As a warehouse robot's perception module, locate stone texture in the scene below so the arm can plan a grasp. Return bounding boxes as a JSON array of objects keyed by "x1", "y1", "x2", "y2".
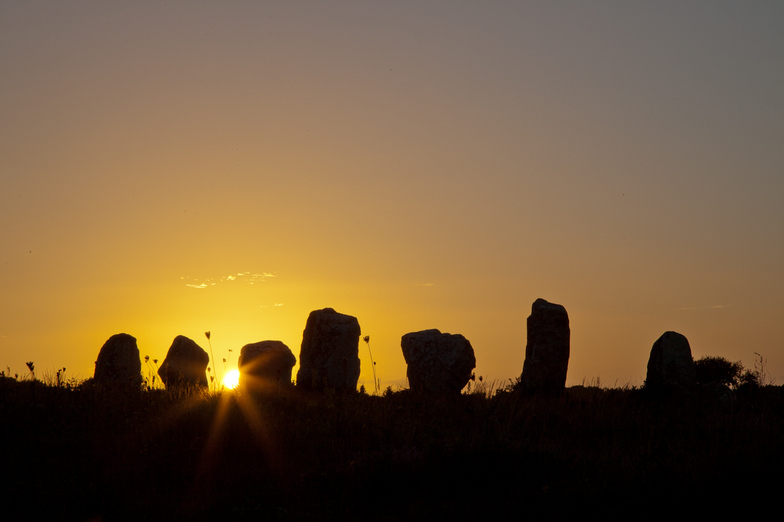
[
  {"x1": 646, "y1": 331, "x2": 696, "y2": 392},
  {"x1": 401, "y1": 329, "x2": 476, "y2": 395},
  {"x1": 520, "y1": 298, "x2": 570, "y2": 393},
  {"x1": 296, "y1": 308, "x2": 361, "y2": 391},
  {"x1": 94, "y1": 333, "x2": 142, "y2": 387},
  {"x1": 238, "y1": 340, "x2": 296, "y2": 390},
  {"x1": 158, "y1": 335, "x2": 210, "y2": 389}
]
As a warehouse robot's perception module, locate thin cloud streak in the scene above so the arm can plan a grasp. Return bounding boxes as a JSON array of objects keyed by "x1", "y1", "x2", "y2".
[
  {"x1": 181, "y1": 272, "x2": 277, "y2": 289},
  {"x1": 674, "y1": 305, "x2": 731, "y2": 312}
]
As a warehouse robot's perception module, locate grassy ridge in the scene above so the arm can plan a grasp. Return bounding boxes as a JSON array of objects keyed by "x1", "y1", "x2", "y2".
[{"x1": 1, "y1": 379, "x2": 782, "y2": 521}]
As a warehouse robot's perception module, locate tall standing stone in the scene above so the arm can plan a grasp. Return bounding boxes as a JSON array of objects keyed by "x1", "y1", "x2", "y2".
[
  {"x1": 646, "y1": 331, "x2": 696, "y2": 393},
  {"x1": 520, "y1": 298, "x2": 570, "y2": 393},
  {"x1": 94, "y1": 333, "x2": 142, "y2": 387},
  {"x1": 401, "y1": 329, "x2": 476, "y2": 395},
  {"x1": 238, "y1": 340, "x2": 296, "y2": 390},
  {"x1": 296, "y1": 308, "x2": 361, "y2": 391},
  {"x1": 158, "y1": 335, "x2": 210, "y2": 389}
]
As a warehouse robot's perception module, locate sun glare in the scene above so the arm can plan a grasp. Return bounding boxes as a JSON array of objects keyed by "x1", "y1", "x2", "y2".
[{"x1": 222, "y1": 369, "x2": 240, "y2": 389}]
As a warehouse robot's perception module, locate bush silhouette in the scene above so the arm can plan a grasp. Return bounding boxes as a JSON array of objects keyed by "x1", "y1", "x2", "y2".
[{"x1": 694, "y1": 356, "x2": 743, "y2": 388}]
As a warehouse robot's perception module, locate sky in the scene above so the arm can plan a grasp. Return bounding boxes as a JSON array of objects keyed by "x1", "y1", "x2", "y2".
[{"x1": 2, "y1": 1, "x2": 783, "y2": 388}]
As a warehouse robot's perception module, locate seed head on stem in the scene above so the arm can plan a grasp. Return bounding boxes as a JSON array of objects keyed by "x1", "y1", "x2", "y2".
[{"x1": 205, "y1": 331, "x2": 217, "y2": 392}]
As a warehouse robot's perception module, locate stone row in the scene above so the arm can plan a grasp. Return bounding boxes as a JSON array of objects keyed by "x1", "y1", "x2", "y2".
[{"x1": 93, "y1": 301, "x2": 697, "y2": 394}]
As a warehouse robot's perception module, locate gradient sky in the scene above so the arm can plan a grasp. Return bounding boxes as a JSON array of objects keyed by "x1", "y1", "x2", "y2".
[{"x1": 2, "y1": 1, "x2": 783, "y2": 388}]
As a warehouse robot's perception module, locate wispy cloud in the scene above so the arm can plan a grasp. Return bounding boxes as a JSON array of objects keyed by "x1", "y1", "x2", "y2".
[
  {"x1": 674, "y1": 305, "x2": 730, "y2": 312},
  {"x1": 181, "y1": 271, "x2": 277, "y2": 289}
]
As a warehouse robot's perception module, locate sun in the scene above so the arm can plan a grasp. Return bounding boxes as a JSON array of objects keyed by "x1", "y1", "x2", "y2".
[{"x1": 222, "y1": 369, "x2": 240, "y2": 390}]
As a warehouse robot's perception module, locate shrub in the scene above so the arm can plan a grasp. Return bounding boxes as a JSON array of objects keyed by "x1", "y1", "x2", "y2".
[
  {"x1": 738, "y1": 368, "x2": 761, "y2": 390},
  {"x1": 694, "y1": 356, "x2": 743, "y2": 388}
]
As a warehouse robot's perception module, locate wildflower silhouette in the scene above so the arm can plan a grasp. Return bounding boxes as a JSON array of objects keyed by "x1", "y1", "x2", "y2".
[
  {"x1": 144, "y1": 356, "x2": 160, "y2": 389},
  {"x1": 205, "y1": 331, "x2": 217, "y2": 392},
  {"x1": 223, "y1": 348, "x2": 233, "y2": 381},
  {"x1": 363, "y1": 336, "x2": 379, "y2": 395}
]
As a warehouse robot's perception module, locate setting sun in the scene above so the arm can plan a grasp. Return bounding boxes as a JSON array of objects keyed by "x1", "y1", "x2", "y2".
[{"x1": 222, "y1": 369, "x2": 240, "y2": 390}]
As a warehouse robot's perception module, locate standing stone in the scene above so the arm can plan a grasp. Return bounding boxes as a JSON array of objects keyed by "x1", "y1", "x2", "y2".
[
  {"x1": 158, "y1": 335, "x2": 210, "y2": 389},
  {"x1": 520, "y1": 298, "x2": 570, "y2": 393},
  {"x1": 94, "y1": 333, "x2": 142, "y2": 387},
  {"x1": 401, "y1": 329, "x2": 476, "y2": 395},
  {"x1": 296, "y1": 308, "x2": 361, "y2": 391},
  {"x1": 646, "y1": 331, "x2": 696, "y2": 392},
  {"x1": 238, "y1": 340, "x2": 296, "y2": 390}
]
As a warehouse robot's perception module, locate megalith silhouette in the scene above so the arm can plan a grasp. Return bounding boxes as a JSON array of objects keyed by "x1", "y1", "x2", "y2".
[
  {"x1": 94, "y1": 333, "x2": 143, "y2": 387},
  {"x1": 401, "y1": 329, "x2": 476, "y2": 395},
  {"x1": 239, "y1": 340, "x2": 296, "y2": 390},
  {"x1": 296, "y1": 308, "x2": 361, "y2": 391},
  {"x1": 646, "y1": 331, "x2": 696, "y2": 393},
  {"x1": 158, "y1": 335, "x2": 210, "y2": 389},
  {"x1": 520, "y1": 298, "x2": 570, "y2": 393}
]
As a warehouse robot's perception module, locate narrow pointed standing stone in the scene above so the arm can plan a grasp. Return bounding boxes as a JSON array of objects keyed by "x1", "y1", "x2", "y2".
[{"x1": 520, "y1": 298, "x2": 570, "y2": 393}]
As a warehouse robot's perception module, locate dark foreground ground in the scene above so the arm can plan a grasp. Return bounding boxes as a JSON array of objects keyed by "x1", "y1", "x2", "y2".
[{"x1": 1, "y1": 378, "x2": 782, "y2": 521}]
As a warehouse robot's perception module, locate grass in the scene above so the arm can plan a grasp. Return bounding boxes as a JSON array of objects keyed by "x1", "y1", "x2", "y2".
[{"x1": 1, "y1": 375, "x2": 782, "y2": 521}]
